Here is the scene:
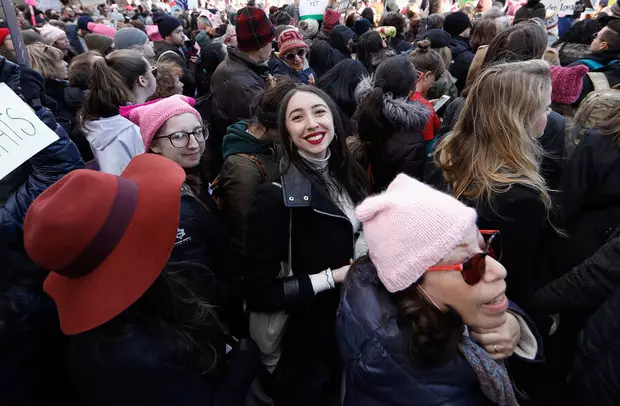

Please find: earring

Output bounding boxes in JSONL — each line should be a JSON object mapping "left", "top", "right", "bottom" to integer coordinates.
{"left": 333, "top": 133, "right": 338, "bottom": 140}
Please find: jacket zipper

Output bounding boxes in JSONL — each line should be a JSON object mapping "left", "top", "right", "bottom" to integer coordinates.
{"left": 312, "top": 208, "right": 355, "bottom": 252}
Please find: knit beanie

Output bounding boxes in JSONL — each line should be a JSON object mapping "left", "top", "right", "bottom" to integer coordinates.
{"left": 146, "top": 24, "right": 163, "bottom": 42}
{"left": 153, "top": 13, "right": 182, "bottom": 38}
{"left": 611, "top": 2, "right": 620, "bottom": 18}
{"left": 84, "top": 34, "right": 114, "bottom": 54}
{"left": 444, "top": 11, "right": 471, "bottom": 36}
{"left": 375, "top": 26, "right": 397, "bottom": 39}
{"left": 278, "top": 28, "right": 308, "bottom": 55}
{"left": 550, "top": 64, "right": 588, "bottom": 104}
{"left": 120, "top": 96, "right": 202, "bottom": 151}
{"left": 114, "top": 27, "right": 148, "bottom": 49}
{"left": 275, "top": 24, "right": 296, "bottom": 40}
{"left": 87, "top": 22, "right": 117, "bottom": 38}
{"left": 423, "top": 28, "right": 451, "bottom": 48}
{"left": 356, "top": 174, "right": 477, "bottom": 293}
{"left": 77, "top": 15, "right": 94, "bottom": 31}
{"left": 298, "top": 18, "right": 319, "bottom": 39}
{"left": 354, "top": 18, "right": 371, "bottom": 36}
{"left": 39, "top": 24, "right": 66, "bottom": 45}
{"left": 235, "top": 6, "right": 275, "bottom": 52}
{"left": 323, "top": 9, "right": 341, "bottom": 32}
{"left": 275, "top": 10, "right": 292, "bottom": 26}
{"left": 514, "top": 1, "right": 546, "bottom": 21}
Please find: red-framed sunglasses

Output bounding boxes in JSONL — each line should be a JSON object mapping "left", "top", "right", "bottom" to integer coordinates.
{"left": 427, "top": 230, "right": 500, "bottom": 286}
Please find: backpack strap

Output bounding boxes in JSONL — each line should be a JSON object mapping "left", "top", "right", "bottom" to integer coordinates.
{"left": 587, "top": 72, "right": 610, "bottom": 91}
{"left": 237, "top": 153, "right": 266, "bottom": 183}
{"left": 577, "top": 59, "right": 604, "bottom": 70}
{"left": 157, "top": 50, "right": 182, "bottom": 63}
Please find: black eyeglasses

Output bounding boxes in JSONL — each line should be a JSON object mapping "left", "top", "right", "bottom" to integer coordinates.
{"left": 283, "top": 48, "right": 306, "bottom": 61}
{"left": 153, "top": 127, "right": 208, "bottom": 148}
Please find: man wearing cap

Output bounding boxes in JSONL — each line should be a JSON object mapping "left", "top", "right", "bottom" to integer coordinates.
{"left": 114, "top": 27, "right": 155, "bottom": 59}
{"left": 153, "top": 13, "right": 196, "bottom": 96}
{"left": 443, "top": 11, "right": 474, "bottom": 94}
{"left": 66, "top": 15, "right": 92, "bottom": 55}
{"left": 204, "top": 6, "right": 275, "bottom": 179}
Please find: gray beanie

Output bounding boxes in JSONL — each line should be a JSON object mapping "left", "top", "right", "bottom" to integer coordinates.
{"left": 114, "top": 27, "right": 148, "bottom": 50}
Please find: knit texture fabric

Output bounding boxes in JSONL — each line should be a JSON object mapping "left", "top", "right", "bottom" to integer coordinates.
{"left": 114, "top": 27, "right": 148, "bottom": 49}
{"left": 121, "top": 96, "right": 202, "bottom": 151}
{"left": 84, "top": 34, "right": 113, "bottom": 54}
{"left": 423, "top": 28, "right": 451, "bottom": 48}
{"left": 87, "top": 22, "right": 117, "bottom": 38}
{"left": 39, "top": 24, "right": 66, "bottom": 44}
{"left": 153, "top": 13, "right": 182, "bottom": 38}
{"left": 77, "top": 15, "right": 93, "bottom": 31}
{"left": 235, "top": 6, "right": 275, "bottom": 52}
{"left": 354, "top": 18, "right": 371, "bottom": 36}
{"left": 444, "top": 11, "right": 471, "bottom": 36}
{"left": 298, "top": 18, "right": 319, "bottom": 39}
{"left": 278, "top": 28, "right": 308, "bottom": 55}
{"left": 355, "top": 174, "right": 477, "bottom": 293}
{"left": 323, "top": 9, "right": 341, "bottom": 32}
{"left": 550, "top": 64, "right": 588, "bottom": 104}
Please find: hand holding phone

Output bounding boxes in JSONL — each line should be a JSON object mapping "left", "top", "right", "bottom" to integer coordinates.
{"left": 432, "top": 95, "right": 451, "bottom": 111}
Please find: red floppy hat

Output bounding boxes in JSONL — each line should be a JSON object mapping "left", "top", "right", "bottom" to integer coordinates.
{"left": 24, "top": 154, "right": 185, "bottom": 335}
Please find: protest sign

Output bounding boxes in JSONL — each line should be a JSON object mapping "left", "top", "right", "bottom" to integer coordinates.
{"left": 299, "top": 0, "right": 329, "bottom": 20}
{"left": 0, "top": 83, "right": 59, "bottom": 181}
{"left": 544, "top": 0, "right": 578, "bottom": 15}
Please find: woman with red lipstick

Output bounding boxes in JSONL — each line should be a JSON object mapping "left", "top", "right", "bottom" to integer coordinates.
{"left": 244, "top": 85, "right": 368, "bottom": 405}
{"left": 124, "top": 96, "right": 245, "bottom": 337}
{"left": 337, "top": 174, "right": 543, "bottom": 406}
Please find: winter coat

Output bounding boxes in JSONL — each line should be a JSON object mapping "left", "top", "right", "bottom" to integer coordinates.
{"left": 355, "top": 76, "right": 428, "bottom": 192}
{"left": 571, "top": 283, "right": 620, "bottom": 405}
{"left": 217, "top": 121, "right": 280, "bottom": 253}
{"left": 244, "top": 163, "right": 359, "bottom": 404}
{"left": 84, "top": 115, "right": 145, "bottom": 175}
{"left": 568, "top": 49, "right": 620, "bottom": 70}
{"left": 576, "top": 61, "right": 620, "bottom": 105}
{"left": 329, "top": 25, "right": 356, "bottom": 60}
{"left": 169, "top": 184, "right": 245, "bottom": 336}
{"left": 539, "top": 130, "right": 620, "bottom": 284}
{"left": 427, "top": 71, "right": 459, "bottom": 108}
{"left": 66, "top": 24, "right": 87, "bottom": 55}
{"left": 390, "top": 33, "right": 413, "bottom": 54}
{"left": 336, "top": 259, "right": 543, "bottom": 406}
{"left": 268, "top": 57, "right": 316, "bottom": 84}
{"left": 448, "top": 36, "right": 474, "bottom": 95}
{"left": 67, "top": 318, "right": 259, "bottom": 406}
{"left": 309, "top": 34, "right": 348, "bottom": 78}
{"left": 154, "top": 40, "right": 196, "bottom": 97}
{"left": 205, "top": 47, "right": 270, "bottom": 179}
{"left": 555, "top": 42, "right": 591, "bottom": 67}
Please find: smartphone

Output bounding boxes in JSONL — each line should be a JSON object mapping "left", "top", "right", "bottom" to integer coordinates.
{"left": 432, "top": 95, "right": 451, "bottom": 111}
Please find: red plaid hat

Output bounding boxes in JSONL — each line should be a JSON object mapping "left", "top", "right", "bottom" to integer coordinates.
{"left": 235, "top": 6, "right": 275, "bottom": 52}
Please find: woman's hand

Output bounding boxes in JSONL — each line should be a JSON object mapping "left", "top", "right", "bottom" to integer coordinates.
{"left": 332, "top": 259, "right": 354, "bottom": 283}
{"left": 470, "top": 312, "right": 521, "bottom": 360}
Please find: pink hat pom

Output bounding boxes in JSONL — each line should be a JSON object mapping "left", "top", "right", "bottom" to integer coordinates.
{"left": 356, "top": 174, "right": 477, "bottom": 293}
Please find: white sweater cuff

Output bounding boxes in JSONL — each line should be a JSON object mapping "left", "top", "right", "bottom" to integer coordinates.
{"left": 309, "top": 269, "right": 334, "bottom": 294}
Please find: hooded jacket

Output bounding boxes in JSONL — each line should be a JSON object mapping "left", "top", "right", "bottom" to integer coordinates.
{"left": 448, "top": 36, "right": 474, "bottom": 94}
{"left": 329, "top": 25, "right": 357, "bottom": 59}
{"left": 218, "top": 121, "right": 280, "bottom": 252}
{"left": 355, "top": 76, "right": 429, "bottom": 192}
{"left": 154, "top": 40, "right": 196, "bottom": 97}
{"left": 569, "top": 49, "right": 620, "bottom": 70}
{"left": 84, "top": 115, "right": 145, "bottom": 175}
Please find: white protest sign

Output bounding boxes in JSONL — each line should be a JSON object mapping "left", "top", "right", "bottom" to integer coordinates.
{"left": 0, "top": 83, "right": 59, "bottom": 181}
{"left": 545, "top": 0, "right": 578, "bottom": 16}
{"left": 299, "top": 0, "right": 329, "bottom": 20}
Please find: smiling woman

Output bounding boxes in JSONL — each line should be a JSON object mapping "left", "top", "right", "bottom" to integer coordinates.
{"left": 244, "top": 85, "right": 368, "bottom": 404}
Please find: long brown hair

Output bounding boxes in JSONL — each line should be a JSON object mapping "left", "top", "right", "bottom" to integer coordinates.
{"left": 482, "top": 22, "right": 547, "bottom": 67}
{"left": 278, "top": 85, "right": 368, "bottom": 204}
{"left": 82, "top": 49, "right": 150, "bottom": 122}
{"left": 435, "top": 59, "right": 553, "bottom": 209}
{"left": 469, "top": 18, "right": 498, "bottom": 51}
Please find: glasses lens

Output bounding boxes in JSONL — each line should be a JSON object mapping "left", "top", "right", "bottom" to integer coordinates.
{"left": 297, "top": 49, "right": 306, "bottom": 58}
{"left": 194, "top": 128, "right": 206, "bottom": 142}
{"left": 462, "top": 253, "right": 485, "bottom": 285}
{"left": 170, "top": 132, "right": 188, "bottom": 148}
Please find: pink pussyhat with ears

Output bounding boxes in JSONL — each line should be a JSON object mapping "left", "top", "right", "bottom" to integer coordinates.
{"left": 121, "top": 96, "right": 202, "bottom": 151}
{"left": 356, "top": 174, "right": 477, "bottom": 293}
{"left": 146, "top": 25, "right": 163, "bottom": 42}
{"left": 87, "top": 22, "right": 117, "bottom": 38}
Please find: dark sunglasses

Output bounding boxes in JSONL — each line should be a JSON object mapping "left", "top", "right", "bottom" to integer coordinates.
{"left": 427, "top": 230, "right": 500, "bottom": 285}
{"left": 283, "top": 48, "right": 306, "bottom": 61}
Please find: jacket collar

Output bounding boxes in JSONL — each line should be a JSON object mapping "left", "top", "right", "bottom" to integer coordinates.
{"left": 280, "top": 160, "right": 345, "bottom": 217}
{"left": 228, "top": 47, "right": 271, "bottom": 77}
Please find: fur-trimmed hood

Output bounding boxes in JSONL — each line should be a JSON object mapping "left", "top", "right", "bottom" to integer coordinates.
{"left": 355, "top": 75, "right": 429, "bottom": 132}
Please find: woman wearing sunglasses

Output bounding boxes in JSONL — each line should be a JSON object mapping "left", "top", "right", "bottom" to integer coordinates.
{"left": 122, "top": 95, "right": 245, "bottom": 337}
{"left": 269, "top": 28, "right": 316, "bottom": 84}
{"left": 337, "top": 174, "right": 542, "bottom": 406}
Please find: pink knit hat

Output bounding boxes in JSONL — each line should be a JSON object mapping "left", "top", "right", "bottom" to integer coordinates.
{"left": 356, "top": 174, "right": 477, "bottom": 293}
{"left": 87, "top": 22, "right": 117, "bottom": 39}
{"left": 120, "top": 96, "right": 202, "bottom": 150}
{"left": 146, "top": 24, "right": 163, "bottom": 42}
{"left": 278, "top": 28, "right": 308, "bottom": 56}
{"left": 550, "top": 64, "right": 588, "bottom": 105}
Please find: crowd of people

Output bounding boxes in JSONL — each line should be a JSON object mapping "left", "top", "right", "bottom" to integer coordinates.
{"left": 1, "top": 0, "right": 620, "bottom": 404}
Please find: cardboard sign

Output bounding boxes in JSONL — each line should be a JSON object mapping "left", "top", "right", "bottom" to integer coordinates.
{"left": 299, "top": 0, "right": 330, "bottom": 20}
{"left": 0, "top": 83, "right": 59, "bottom": 181}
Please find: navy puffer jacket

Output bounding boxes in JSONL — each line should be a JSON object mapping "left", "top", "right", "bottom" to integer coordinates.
{"left": 336, "top": 259, "right": 542, "bottom": 406}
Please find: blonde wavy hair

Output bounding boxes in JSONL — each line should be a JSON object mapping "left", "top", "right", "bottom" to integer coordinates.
{"left": 435, "top": 59, "right": 552, "bottom": 209}
{"left": 27, "top": 43, "right": 64, "bottom": 80}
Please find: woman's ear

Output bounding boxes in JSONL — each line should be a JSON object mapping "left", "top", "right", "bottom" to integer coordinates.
{"left": 137, "top": 74, "right": 148, "bottom": 88}
{"left": 149, "top": 141, "right": 162, "bottom": 154}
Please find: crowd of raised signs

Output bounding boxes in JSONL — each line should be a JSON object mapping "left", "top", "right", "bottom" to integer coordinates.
{"left": 1, "top": 0, "right": 620, "bottom": 404}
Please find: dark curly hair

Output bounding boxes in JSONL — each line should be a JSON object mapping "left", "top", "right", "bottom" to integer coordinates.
{"left": 393, "top": 277, "right": 464, "bottom": 366}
